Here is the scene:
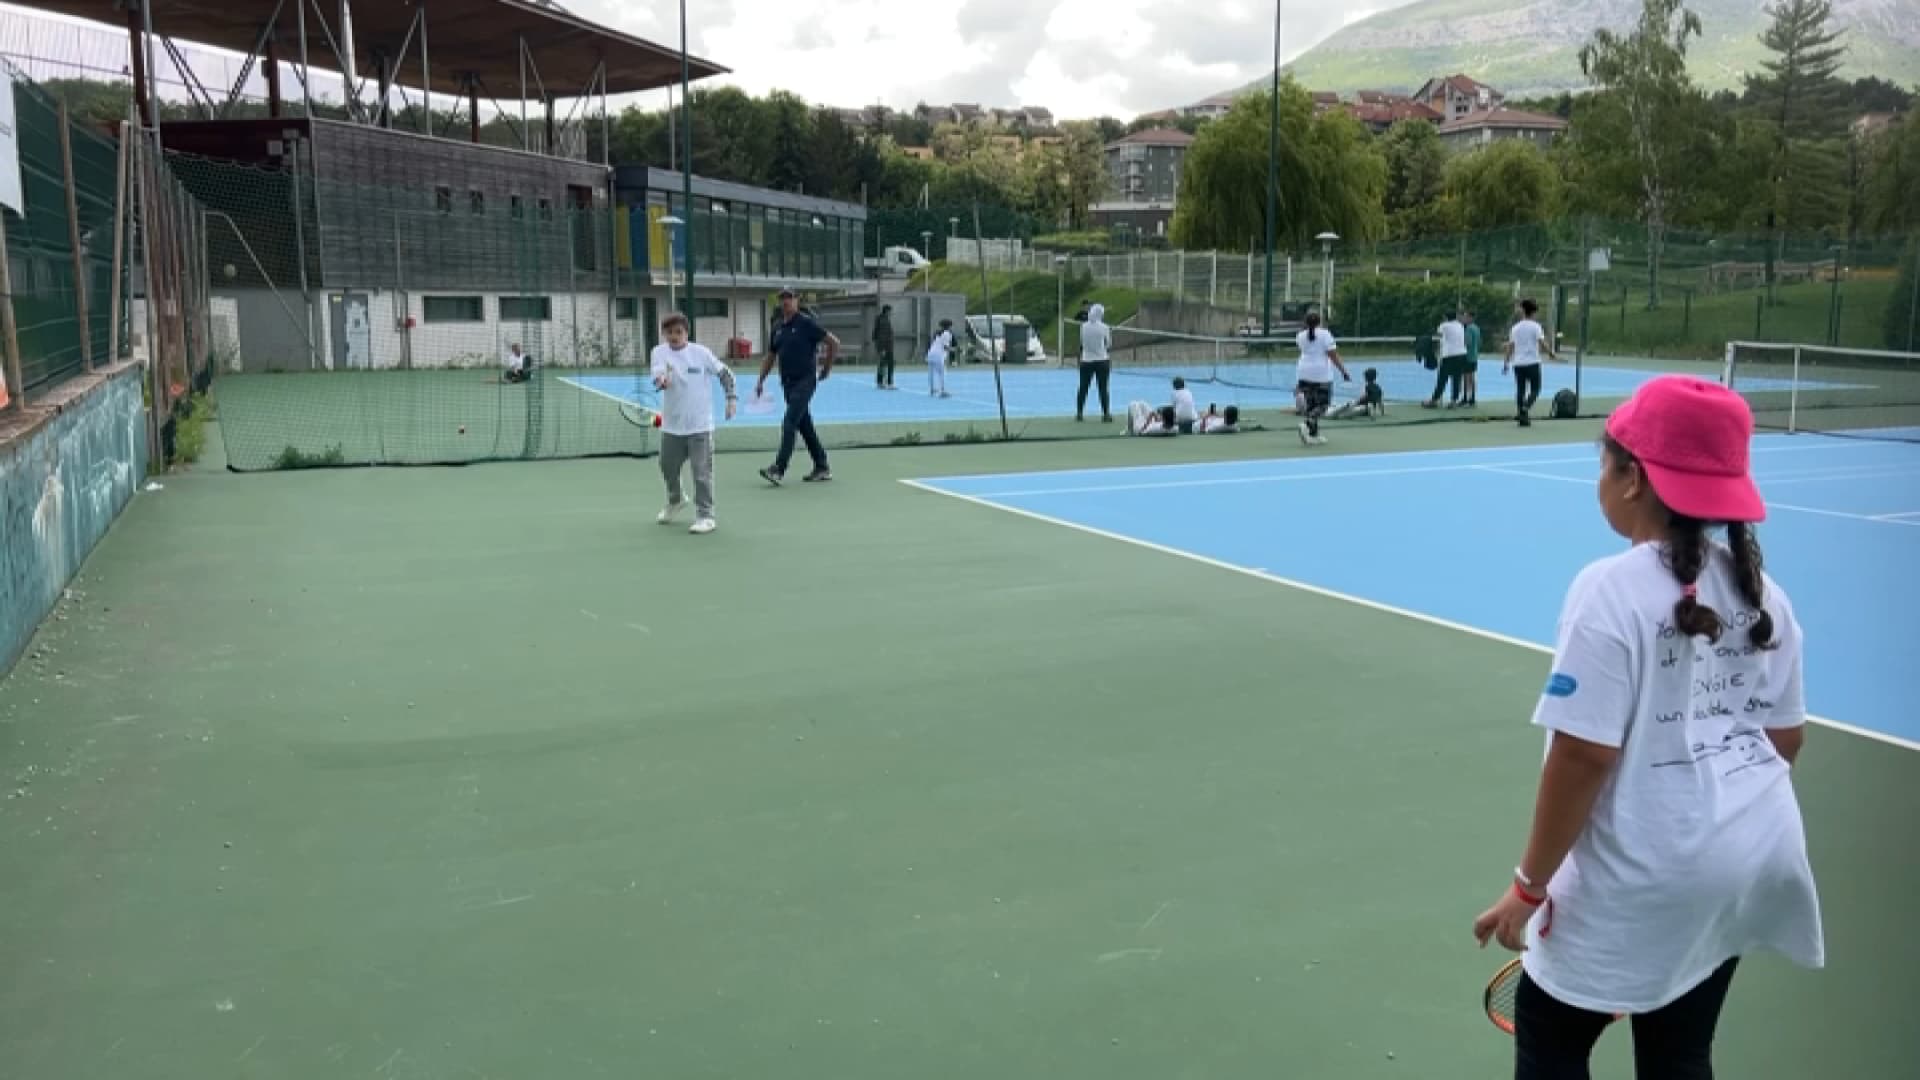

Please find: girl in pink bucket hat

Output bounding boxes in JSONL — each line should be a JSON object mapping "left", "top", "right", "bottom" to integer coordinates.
{"left": 1474, "top": 375, "right": 1824, "bottom": 1077}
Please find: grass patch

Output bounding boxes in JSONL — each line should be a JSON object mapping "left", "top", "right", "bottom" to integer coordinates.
{"left": 171, "top": 391, "right": 213, "bottom": 467}
{"left": 273, "top": 444, "right": 347, "bottom": 470}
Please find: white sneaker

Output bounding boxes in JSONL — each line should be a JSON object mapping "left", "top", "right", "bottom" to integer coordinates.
{"left": 1298, "top": 421, "right": 1312, "bottom": 445}
{"left": 689, "top": 518, "right": 716, "bottom": 535}
{"left": 1310, "top": 435, "right": 1329, "bottom": 446}
{"left": 657, "top": 498, "right": 686, "bottom": 524}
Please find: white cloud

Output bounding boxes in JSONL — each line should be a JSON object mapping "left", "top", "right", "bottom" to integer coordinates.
{"left": 568, "top": 0, "right": 1420, "bottom": 118}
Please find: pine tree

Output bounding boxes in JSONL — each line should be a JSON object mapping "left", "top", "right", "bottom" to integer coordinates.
{"left": 1746, "top": 0, "right": 1850, "bottom": 298}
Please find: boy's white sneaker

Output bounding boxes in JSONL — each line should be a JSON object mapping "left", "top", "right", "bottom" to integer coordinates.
{"left": 689, "top": 518, "right": 716, "bottom": 535}
{"left": 657, "top": 498, "right": 686, "bottom": 524}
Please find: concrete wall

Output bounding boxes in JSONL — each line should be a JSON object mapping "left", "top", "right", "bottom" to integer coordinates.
{"left": 0, "top": 362, "right": 150, "bottom": 677}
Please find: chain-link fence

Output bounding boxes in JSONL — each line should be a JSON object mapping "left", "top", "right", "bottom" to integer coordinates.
{"left": 2, "top": 62, "right": 213, "bottom": 468}
{"left": 2, "top": 61, "right": 119, "bottom": 400}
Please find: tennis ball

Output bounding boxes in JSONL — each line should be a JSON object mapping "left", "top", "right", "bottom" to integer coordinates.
{"left": 457, "top": 425, "right": 467, "bottom": 434}
{"left": 222, "top": 263, "right": 237, "bottom": 280}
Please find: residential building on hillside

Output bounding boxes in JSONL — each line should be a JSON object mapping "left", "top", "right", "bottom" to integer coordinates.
{"left": 1437, "top": 108, "right": 1567, "bottom": 152}
{"left": 1344, "top": 98, "right": 1442, "bottom": 134}
{"left": 1414, "top": 74, "right": 1504, "bottom": 120}
{"left": 1180, "top": 93, "right": 1238, "bottom": 121}
{"left": 911, "top": 102, "right": 1055, "bottom": 130}
{"left": 1852, "top": 112, "right": 1901, "bottom": 140}
{"left": 1092, "top": 127, "right": 1194, "bottom": 238}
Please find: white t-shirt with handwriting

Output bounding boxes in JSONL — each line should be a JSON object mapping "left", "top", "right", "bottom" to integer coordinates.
{"left": 1521, "top": 541, "right": 1824, "bottom": 1014}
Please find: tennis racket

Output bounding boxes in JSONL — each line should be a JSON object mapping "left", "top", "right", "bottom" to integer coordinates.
{"left": 618, "top": 378, "right": 663, "bottom": 429}
{"left": 1484, "top": 957, "right": 1625, "bottom": 1035}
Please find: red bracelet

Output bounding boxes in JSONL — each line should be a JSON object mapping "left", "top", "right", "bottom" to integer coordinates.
{"left": 1512, "top": 882, "right": 1547, "bottom": 907}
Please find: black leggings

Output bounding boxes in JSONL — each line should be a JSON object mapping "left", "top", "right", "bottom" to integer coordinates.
{"left": 1515, "top": 364, "right": 1544, "bottom": 414}
{"left": 1515, "top": 958, "right": 1740, "bottom": 1080}
{"left": 1297, "top": 380, "right": 1333, "bottom": 435}
{"left": 874, "top": 346, "right": 895, "bottom": 386}
{"left": 1076, "top": 362, "right": 1111, "bottom": 418}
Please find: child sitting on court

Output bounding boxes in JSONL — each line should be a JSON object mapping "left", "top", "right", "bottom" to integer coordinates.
{"left": 1170, "top": 377, "right": 1199, "bottom": 433}
{"left": 1331, "top": 368, "right": 1386, "bottom": 419}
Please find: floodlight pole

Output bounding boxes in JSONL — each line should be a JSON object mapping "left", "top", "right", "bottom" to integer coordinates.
{"left": 1261, "top": 0, "right": 1281, "bottom": 335}
{"left": 680, "top": 0, "right": 695, "bottom": 339}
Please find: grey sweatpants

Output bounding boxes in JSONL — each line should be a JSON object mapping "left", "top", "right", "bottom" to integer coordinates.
{"left": 659, "top": 431, "right": 715, "bottom": 518}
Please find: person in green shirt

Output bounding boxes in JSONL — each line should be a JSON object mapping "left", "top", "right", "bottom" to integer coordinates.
{"left": 1461, "top": 309, "right": 1482, "bottom": 408}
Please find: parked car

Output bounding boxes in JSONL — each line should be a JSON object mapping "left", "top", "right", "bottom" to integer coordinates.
{"left": 959, "top": 314, "right": 1045, "bottom": 364}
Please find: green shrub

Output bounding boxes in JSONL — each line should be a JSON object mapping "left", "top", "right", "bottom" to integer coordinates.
{"left": 171, "top": 391, "right": 210, "bottom": 466}
{"left": 273, "top": 444, "right": 347, "bottom": 470}
{"left": 1334, "top": 275, "right": 1517, "bottom": 339}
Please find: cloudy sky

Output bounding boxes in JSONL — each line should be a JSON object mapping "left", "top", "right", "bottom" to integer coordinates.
{"left": 571, "top": 0, "right": 1418, "bottom": 120}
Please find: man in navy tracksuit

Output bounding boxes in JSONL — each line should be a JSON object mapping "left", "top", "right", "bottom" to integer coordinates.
{"left": 756, "top": 288, "right": 838, "bottom": 485}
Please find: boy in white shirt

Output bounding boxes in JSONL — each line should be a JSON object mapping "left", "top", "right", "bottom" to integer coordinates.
{"left": 651, "top": 313, "right": 737, "bottom": 534}
{"left": 1503, "top": 297, "right": 1558, "bottom": 427}
{"left": 502, "top": 342, "right": 532, "bottom": 383}
{"left": 1423, "top": 313, "right": 1467, "bottom": 409}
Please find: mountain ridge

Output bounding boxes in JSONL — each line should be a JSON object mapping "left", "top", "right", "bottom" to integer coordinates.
{"left": 1225, "top": 0, "right": 1919, "bottom": 101}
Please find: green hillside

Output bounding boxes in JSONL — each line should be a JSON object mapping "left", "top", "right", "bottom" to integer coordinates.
{"left": 1242, "top": 0, "right": 1919, "bottom": 98}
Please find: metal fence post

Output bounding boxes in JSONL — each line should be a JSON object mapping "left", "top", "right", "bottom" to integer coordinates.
{"left": 57, "top": 102, "right": 96, "bottom": 373}
{"left": 0, "top": 209, "right": 24, "bottom": 412}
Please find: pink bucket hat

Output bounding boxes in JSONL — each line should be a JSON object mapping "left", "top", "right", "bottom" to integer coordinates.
{"left": 1605, "top": 375, "right": 1765, "bottom": 523}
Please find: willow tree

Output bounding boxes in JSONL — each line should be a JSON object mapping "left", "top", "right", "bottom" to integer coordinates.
{"left": 1170, "top": 80, "right": 1385, "bottom": 255}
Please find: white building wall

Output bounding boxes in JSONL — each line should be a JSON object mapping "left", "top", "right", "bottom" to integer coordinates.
{"left": 293, "top": 287, "right": 774, "bottom": 370}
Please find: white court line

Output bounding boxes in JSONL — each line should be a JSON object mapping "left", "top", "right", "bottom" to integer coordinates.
{"left": 923, "top": 431, "right": 1906, "bottom": 488}
{"left": 557, "top": 376, "right": 650, "bottom": 410}
{"left": 1474, "top": 466, "right": 1920, "bottom": 528}
{"left": 974, "top": 455, "right": 1602, "bottom": 499}
{"left": 899, "top": 477, "right": 1919, "bottom": 754}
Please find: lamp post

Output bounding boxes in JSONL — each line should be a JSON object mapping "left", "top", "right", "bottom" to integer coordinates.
{"left": 661, "top": 214, "right": 684, "bottom": 314}
{"left": 1054, "top": 254, "right": 1070, "bottom": 363}
{"left": 921, "top": 230, "right": 933, "bottom": 298}
{"left": 1316, "top": 231, "right": 1339, "bottom": 321}
{"left": 1260, "top": 0, "right": 1283, "bottom": 336}
{"left": 677, "top": 0, "right": 694, "bottom": 334}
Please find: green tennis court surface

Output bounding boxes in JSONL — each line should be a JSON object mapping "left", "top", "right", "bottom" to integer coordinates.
{"left": 1, "top": 421, "right": 1910, "bottom": 1078}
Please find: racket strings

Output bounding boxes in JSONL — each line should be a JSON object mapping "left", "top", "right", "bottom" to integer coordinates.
{"left": 1485, "top": 961, "right": 1523, "bottom": 1034}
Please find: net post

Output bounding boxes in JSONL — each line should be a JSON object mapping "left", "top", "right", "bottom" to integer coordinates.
{"left": 1720, "top": 341, "right": 1735, "bottom": 388}
{"left": 1788, "top": 345, "right": 1801, "bottom": 435}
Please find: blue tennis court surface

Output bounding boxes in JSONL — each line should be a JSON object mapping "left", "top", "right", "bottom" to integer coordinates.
{"left": 562, "top": 360, "right": 1861, "bottom": 427}
{"left": 908, "top": 433, "right": 1920, "bottom": 748}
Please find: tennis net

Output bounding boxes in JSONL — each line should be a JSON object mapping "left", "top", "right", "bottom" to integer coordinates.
{"left": 1106, "top": 326, "right": 1418, "bottom": 391}
{"left": 1723, "top": 341, "right": 1920, "bottom": 443}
